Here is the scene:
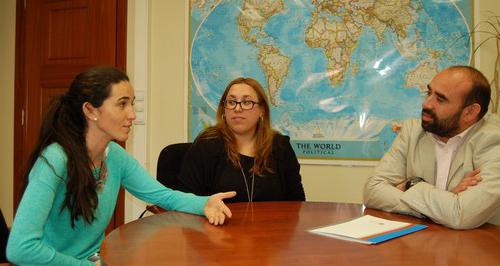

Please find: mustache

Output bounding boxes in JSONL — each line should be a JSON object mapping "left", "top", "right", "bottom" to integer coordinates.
{"left": 422, "top": 108, "right": 436, "bottom": 118}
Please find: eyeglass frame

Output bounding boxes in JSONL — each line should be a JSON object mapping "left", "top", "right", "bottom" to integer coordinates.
{"left": 223, "top": 99, "right": 260, "bottom": 110}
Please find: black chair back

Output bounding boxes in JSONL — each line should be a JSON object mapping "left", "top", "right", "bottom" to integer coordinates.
{"left": 139, "top": 143, "right": 193, "bottom": 219}
{"left": 156, "top": 143, "right": 192, "bottom": 190}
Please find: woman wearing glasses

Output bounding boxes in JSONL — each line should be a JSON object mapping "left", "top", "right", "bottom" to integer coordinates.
{"left": 177, "top": 77, "right": 305, "bottom": 202}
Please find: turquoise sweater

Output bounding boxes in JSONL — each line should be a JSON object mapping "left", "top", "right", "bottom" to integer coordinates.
{"left": 7, "top": 142, "right": 208, "bottom": 265}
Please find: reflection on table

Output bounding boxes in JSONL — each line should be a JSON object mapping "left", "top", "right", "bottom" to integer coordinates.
{"left": 101, "top": 202, "right": 500, "bottom": 265}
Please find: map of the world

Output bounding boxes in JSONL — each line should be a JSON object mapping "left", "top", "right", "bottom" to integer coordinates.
{"left": 188, "top": 0, "right": 472, "bottom": 163}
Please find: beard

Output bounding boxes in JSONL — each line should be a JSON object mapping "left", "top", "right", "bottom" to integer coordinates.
{"left": 421, "top": 108, "right": 462, "bottom": 138}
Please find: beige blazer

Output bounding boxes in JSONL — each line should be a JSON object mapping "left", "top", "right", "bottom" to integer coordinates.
{"left": 364, "top": 114, "right": 500, "bottom": 229}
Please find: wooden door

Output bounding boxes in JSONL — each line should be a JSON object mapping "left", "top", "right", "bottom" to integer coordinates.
{"left": 14, "top": 0, "right": 127, "bottom": 232}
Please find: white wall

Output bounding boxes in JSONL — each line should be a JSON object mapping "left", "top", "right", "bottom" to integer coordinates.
{"left": 0, "top": 0, "right": 16, "bottom": 226}
{"left": 477, "top": 1, "right": 500, "bottom": 107}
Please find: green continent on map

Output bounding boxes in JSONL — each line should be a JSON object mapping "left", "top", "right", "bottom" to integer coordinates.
{"left": 258, "top": 45, "right": 291, "bottom": 105}
{"left": 405, "top": 61, "right": 439, "bottom": 92}
{"left": 190, "top": 0, "right": 221, "bottom": 14}
{"left": 305, "top": 0, "right": 418, "bottom": 86}
{"left": 237, "top": 0, "right": 290, "bottom": 106}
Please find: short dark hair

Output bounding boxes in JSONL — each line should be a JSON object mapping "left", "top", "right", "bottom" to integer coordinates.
{"left": 449, "top": 65, "right": 490, "bottom": 120}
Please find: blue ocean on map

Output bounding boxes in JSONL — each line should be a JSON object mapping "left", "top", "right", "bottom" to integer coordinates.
{"left": 189, "top": 0, "right": 471, "bottom": 162}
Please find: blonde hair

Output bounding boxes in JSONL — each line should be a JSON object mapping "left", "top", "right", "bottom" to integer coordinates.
{"left": 196, "top": 77, "right": 276, "bottom": 175}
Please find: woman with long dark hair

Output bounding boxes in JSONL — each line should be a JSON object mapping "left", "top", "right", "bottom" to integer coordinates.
{"left": 7, "top": 66, "right": 235, "bottom": 265}
{"left": 176, "top": 77, "right": 305, "bottom": 202}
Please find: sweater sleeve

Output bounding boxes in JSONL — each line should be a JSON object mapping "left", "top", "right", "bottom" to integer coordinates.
{"left": 6, "top": 148, "right": 94, "bottom": 266}
{"left": 114, "top": 143, "right": 208, "bottom": 215}
{"left": 278, "top": 135, "right": 306, "bottom": 201}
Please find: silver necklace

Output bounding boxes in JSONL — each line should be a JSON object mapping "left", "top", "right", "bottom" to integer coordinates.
{"left": 95, "top": 160, "right": 107, "bottom": 192}
{"left": 95, "top": 146, "right": 109, "bottom": 192}
{"left": 240, "top": 167, "right": 255, "bottom": 202}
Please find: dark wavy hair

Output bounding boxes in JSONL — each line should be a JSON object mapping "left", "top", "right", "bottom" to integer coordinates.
{"left": 23, "top": 66, "right": 129, "bottom": 227}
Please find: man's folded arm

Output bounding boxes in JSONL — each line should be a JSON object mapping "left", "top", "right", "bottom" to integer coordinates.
{"left": 364, "top": 122, "right": 424, "bottom": 218}
{"left": 401, "top": 146, "right": 500, "bottom": 229}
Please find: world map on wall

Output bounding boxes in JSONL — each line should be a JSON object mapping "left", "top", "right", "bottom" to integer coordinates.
{"left": 188, "top": 0, "right": 472, "bottom": 163}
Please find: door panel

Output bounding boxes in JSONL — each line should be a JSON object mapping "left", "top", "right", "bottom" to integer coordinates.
{"left": 14, "top": 0, "right": 127, "bottom": 233}
{"left": 41, "top": 87, "right": 66, "bottom": 112}
{"left": 42, "top": 2, "right": 91, "bottom": 63}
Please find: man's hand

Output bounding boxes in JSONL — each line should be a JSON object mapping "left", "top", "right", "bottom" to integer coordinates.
{"left": 204, "top": 191, "right": 236, "bottom": 225}
{"left": 396, "top": 180, "right": 407, "bottom": 191}
{"left": 452, "top": 169, "right": 482, "bottom": 194}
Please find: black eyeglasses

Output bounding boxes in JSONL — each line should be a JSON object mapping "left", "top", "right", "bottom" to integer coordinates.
{"left": 223, "top": 100, "right": 260, "bottom": 110}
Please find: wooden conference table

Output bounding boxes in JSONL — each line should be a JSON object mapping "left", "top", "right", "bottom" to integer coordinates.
{"left": 101, "top": 202, "right": 500, "bottom": 265}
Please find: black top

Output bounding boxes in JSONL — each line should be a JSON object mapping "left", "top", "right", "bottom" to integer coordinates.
{"left": 176, "top": 134, "right": 306, "bottom": 202}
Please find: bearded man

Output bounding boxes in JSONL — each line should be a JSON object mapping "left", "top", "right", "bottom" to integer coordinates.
{"left": 364, "top": 65, "right": 500, "bottom": 229}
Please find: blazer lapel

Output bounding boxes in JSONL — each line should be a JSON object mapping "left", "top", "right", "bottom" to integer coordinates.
{"left": 447, "top": 120, "right": 484, "bottom": 187}
{"left": 419, "top": 133, "right": 436, "bottom": 184}
{"left": 448, "top": 146, "right": 465, "bottom": 186}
